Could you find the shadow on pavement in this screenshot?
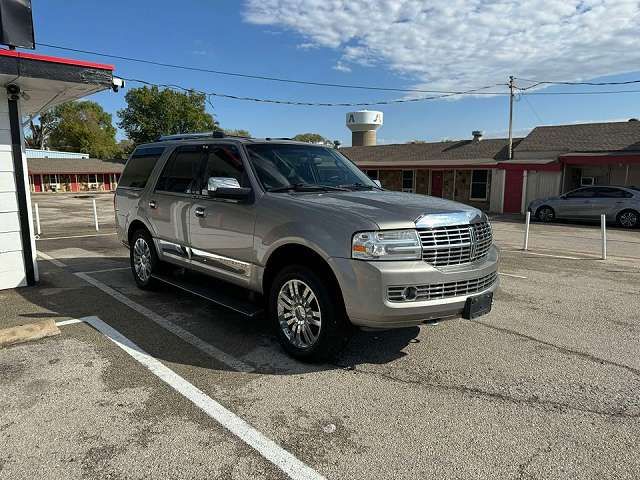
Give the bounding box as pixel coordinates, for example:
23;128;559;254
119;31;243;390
16;255;418;376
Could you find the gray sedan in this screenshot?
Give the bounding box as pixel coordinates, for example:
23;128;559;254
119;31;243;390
528;186;640;228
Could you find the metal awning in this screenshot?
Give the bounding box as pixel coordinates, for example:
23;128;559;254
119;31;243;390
0;49;115;116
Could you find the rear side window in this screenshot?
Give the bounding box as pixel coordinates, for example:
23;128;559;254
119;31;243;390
595;187;632;198
155;145;203;194
119;146;165;189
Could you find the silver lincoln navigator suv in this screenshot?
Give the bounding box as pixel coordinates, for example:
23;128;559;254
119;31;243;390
115;133;499;361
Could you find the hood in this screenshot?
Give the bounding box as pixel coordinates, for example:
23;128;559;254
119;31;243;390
283;190;484;229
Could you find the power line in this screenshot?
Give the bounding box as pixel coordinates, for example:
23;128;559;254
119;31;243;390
121;77;508;107
38;42;506;95
516;77;640;90
522;89;640;95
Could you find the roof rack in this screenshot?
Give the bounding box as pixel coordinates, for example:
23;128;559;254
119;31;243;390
157;131;251;141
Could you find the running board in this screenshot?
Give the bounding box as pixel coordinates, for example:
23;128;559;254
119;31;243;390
151;271;264;319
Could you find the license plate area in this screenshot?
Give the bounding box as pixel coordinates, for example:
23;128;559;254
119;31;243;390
463;292;493;319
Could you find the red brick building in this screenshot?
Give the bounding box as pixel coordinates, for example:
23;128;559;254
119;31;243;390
342;121;640;213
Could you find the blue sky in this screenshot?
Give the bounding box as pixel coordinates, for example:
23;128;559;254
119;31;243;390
32;0;640;146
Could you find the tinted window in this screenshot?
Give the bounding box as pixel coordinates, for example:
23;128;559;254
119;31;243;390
155;146;203;194
245;144;375;191
203;145;247;188
119;146;165;189
595;187;632;198
565;187;597;198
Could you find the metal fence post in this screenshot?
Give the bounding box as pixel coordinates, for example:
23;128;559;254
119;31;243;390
92;198;99;232
523;211;531;251
34;203;41;236
601;214;607;260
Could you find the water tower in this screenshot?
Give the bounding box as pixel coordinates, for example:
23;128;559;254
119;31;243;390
346;110;383;146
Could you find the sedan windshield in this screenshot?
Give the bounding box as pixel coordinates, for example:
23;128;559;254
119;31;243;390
245;144;379;192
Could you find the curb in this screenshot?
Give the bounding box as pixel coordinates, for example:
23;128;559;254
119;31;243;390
0;319;61;348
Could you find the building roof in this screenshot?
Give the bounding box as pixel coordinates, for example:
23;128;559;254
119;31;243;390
341;138;517;167
27;158;125;175
516;121;640;153
26;148;90;159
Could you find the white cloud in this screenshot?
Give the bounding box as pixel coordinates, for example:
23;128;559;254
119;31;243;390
244;0;640;93
333;61;351;73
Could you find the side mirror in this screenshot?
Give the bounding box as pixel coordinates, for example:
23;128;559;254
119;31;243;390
207;177;251;201
373;179;382;188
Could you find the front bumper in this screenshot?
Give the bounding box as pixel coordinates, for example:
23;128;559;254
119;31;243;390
329;246;499;329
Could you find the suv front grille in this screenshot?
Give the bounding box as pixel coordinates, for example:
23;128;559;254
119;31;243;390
387;271;497;302
418;222;492;267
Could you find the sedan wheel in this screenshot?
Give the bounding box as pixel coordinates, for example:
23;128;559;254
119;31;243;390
277;279;322;349
617;210;639;228
536;206;555;222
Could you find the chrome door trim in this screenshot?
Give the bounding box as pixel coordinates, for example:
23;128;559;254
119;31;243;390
158;239;190;260
190;247;252;278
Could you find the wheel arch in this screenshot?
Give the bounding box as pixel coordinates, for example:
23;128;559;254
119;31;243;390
262;243;343;304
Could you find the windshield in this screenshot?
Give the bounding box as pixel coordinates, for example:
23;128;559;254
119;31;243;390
245;143;378;191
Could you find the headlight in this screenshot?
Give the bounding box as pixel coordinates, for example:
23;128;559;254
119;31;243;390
352;229;422;261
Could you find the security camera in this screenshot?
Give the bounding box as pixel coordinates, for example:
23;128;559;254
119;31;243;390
6;84;20;100
112;77;125;92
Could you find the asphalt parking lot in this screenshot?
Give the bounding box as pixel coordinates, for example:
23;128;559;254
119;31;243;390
1;195;639;479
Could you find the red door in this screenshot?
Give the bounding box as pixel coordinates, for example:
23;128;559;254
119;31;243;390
103;174;110;191
503;169;524;213
431;171;443;197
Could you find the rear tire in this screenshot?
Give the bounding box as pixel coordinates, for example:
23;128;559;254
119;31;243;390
536;206;555;222
617;209;639;229
269;265;351;362
130;229;160;290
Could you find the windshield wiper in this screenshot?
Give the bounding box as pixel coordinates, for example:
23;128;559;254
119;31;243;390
338;182;381;191
267;183;349;193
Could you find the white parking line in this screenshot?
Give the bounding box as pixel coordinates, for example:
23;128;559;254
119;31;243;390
68;316;326;480
38;250;254;373
55;318;85;326
38;251;67;268
498;272;528;279
80;266;130;274
37;233;117;241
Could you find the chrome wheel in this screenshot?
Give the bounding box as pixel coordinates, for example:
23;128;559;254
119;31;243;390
619;211;638;228
133;237;152;283
277;279;321;349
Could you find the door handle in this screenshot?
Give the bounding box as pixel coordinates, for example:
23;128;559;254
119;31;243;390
148;200;157;209
194;207;205;218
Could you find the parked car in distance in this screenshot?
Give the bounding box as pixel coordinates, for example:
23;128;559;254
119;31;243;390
115;133;499;361
528;186;640;228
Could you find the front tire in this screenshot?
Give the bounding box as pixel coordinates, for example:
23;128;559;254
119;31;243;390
536;206;555;222
269;265;350;362
130;229;160;290
617;209;639;229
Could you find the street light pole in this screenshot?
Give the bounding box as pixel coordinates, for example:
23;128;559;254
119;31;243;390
508;75;515;160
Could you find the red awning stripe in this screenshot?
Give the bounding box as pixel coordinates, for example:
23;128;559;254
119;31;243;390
0;48;114;71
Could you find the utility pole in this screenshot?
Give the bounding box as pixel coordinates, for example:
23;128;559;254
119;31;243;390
508;75;515;160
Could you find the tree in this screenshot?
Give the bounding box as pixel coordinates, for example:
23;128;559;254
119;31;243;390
45;101;118;158
292;133;329;144
25;110;56;150
118;86;218;144
223;128;251;137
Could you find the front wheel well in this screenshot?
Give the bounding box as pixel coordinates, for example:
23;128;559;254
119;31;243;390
127;220;150;244
262;244;343;301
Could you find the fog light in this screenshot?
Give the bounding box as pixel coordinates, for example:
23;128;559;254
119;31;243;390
402;286;418;301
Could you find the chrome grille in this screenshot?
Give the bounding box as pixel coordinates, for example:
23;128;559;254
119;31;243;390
418;222;493;267
387;271;497;302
